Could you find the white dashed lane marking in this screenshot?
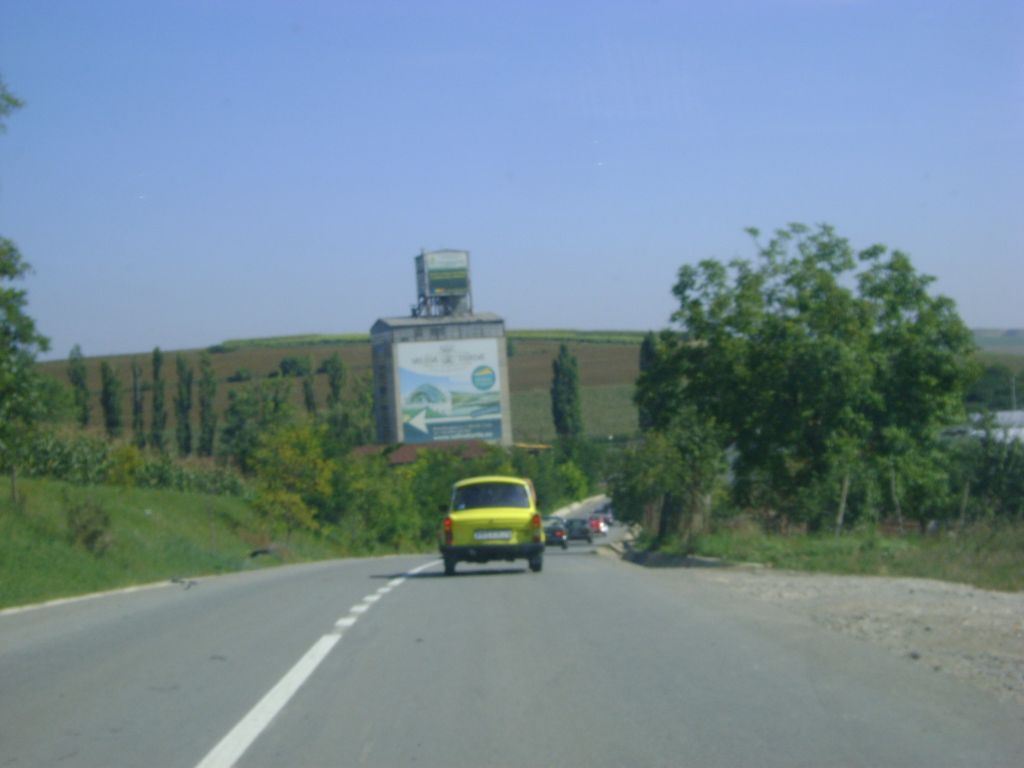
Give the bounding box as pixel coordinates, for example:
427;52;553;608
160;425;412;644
195;558;440;768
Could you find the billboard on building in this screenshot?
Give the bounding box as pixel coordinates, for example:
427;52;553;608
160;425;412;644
396;338;502;443
418;250;469;297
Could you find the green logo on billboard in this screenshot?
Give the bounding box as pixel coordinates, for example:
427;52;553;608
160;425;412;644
472;365;496;391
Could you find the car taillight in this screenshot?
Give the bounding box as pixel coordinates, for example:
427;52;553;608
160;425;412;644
443;516;453;545
532;513;542;543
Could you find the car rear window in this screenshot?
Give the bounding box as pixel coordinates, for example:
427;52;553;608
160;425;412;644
453;482;530;510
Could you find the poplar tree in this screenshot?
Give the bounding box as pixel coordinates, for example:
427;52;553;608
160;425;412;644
303;370;317;415
67;344;91;427
175;354;193;456
197;352;218;457
131;358;145;448
322;352;345;409
99;362;123;438
550;344;583;440
150;347;167;451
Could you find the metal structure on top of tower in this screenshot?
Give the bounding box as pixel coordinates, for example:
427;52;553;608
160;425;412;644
411;249;473;318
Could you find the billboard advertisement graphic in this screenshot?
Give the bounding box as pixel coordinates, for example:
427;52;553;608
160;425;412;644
397;339;502;443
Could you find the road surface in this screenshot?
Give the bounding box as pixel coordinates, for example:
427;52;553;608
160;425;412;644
2;521;1022;767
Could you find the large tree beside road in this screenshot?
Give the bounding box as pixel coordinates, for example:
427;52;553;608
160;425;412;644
632;223;976;530
0;79;51;499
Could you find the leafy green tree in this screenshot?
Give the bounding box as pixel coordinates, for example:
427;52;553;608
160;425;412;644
278;355;312;378
321;352;346;409
966;364;1019;412
550;344;583;441
130;358;145;448
638;223;975;529
609;407;725;544
958;428;1024;521
67;344;91;427
329;453;418;551
0;239;51;500
99;362;123;438
250;423;331;534
149;347;167;451
0;75;23;132
220;380;292;472
197;352;218;457
322;374;375;456
174;354;193;456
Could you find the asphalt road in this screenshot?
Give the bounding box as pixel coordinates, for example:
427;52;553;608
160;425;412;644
2;519;1023;767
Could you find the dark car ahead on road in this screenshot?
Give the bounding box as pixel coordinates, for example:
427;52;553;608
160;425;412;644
543;517;568;549
565;518;593;543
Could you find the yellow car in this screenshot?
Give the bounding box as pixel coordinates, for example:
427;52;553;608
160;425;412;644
440;475;544;575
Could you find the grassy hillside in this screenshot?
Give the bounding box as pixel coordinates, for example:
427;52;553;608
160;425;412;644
0;478;344;610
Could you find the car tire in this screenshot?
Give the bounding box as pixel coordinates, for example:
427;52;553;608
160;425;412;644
443;557;456;576
528;554;543;573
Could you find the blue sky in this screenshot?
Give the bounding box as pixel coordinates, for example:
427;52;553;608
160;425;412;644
2;0;1021;359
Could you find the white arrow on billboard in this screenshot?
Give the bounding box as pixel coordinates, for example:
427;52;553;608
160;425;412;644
408;409;429;435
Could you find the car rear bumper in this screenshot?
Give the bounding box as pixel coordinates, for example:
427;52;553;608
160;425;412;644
440;543;544;563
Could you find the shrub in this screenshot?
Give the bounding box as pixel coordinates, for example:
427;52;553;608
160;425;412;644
25;431;111;485
65;496;112;555
108;444;144;487
278;356;312;378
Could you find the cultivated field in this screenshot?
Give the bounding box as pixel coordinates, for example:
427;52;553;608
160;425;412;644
38;329;1021;445
38;335;643;443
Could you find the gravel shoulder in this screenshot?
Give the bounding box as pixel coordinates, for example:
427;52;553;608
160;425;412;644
612;544;1024;706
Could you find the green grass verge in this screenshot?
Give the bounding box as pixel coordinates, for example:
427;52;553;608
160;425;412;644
0;479;345;610
659;523;1024;592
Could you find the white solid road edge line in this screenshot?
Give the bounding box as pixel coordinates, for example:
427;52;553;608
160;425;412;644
0;581;173;617
194;558;441;768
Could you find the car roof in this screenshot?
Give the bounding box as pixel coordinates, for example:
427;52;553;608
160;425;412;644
453;475;530;489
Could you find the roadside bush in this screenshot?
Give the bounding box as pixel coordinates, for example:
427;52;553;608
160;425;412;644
24;431;247;497
65;496;112;555
25;431;111;485
108;443;144;487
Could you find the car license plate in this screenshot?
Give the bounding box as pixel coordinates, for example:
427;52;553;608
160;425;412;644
474;530;512;541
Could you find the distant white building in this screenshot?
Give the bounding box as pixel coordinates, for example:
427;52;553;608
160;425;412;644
969;411;1024;443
